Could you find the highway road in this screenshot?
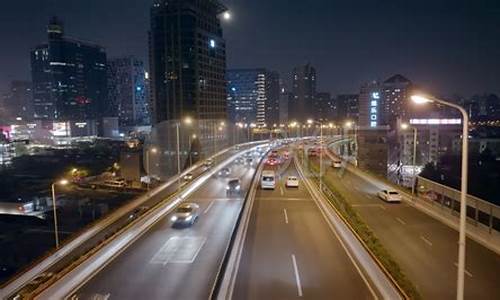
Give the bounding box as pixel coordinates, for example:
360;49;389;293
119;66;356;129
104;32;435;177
233;153;376;299
72;156;261;299
321;154;500;299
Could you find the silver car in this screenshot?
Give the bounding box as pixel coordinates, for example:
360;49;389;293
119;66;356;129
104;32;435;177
171;203;200;227
218;167;231;177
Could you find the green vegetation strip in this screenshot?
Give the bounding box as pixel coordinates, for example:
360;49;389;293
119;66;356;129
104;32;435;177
305;157;420;300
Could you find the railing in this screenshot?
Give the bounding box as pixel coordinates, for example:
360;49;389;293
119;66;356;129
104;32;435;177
417;176;500;234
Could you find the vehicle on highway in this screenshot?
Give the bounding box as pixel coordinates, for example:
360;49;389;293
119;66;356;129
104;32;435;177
265;157;278;166
261;170;276;189
235;157;244;165
245;158;254;165
183;173;194;181
332;160;342;168
307;148;318;157
377;190;402;203
128;206;149;220
285;176;299;188
226;178;242;195
218;167;231;177
202;159;214;170
103;179;126;188
170;203;200;227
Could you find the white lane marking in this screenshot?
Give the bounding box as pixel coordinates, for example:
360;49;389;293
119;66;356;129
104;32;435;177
259;197;310;201
280;185;285;196
150;237;206;265
291;254;303;297
283;208;289;224
420;236;433;247
203;200;215;214
454;262;473;277
396;217;406;225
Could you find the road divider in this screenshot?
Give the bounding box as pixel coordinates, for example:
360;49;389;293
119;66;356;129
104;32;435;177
211;149;268;300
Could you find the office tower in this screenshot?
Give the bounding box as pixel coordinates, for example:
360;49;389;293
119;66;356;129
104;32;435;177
314;92;332;120
149;0;228;178
31;17;108;121
290;63;316;122
107;56;150;128
334;94;359;123
1;81;34;122
227;68;280;127
382;74;412;125
149;0;227;123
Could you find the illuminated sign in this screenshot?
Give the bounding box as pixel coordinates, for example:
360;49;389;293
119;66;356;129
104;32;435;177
370;92;379;127
51;122;70;137
410;119;461;125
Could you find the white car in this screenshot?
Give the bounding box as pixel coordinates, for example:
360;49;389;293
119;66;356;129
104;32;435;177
183;173;194;181
332;160;342;168
377;190;402;203
171;203;200;227
285;176;299;188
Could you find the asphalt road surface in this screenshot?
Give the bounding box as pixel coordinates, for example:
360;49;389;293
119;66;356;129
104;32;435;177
73;158;259;300
233;156;376;299
322;155;500;299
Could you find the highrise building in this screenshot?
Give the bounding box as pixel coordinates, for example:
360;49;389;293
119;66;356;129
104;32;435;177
334;94;359;123
149;0;227;123
227;68;280;127
107;56;150;128
30;17;108;121
148;0;228;178
290;63;316;122
382;74;412;125
1;81;34;122
315;92;332;120
358;81;383;128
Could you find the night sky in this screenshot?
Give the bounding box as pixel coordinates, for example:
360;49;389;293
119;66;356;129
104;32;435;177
1;0;499;96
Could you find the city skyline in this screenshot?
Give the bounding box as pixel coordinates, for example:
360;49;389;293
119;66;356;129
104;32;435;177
1;0;499;97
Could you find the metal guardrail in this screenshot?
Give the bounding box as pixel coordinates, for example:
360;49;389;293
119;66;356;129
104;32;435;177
417;176;500;234
211;149;268;300
1;140;268;299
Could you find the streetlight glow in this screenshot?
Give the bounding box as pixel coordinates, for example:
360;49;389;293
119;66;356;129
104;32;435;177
59;179;69;185
223;11;231;20
183;116;193;125
401;123;409;130
411;95;433;104
307;119;313;125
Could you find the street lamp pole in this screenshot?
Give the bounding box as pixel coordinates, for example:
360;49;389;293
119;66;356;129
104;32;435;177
412;95;469;300
51;179;68;249
401;123;418;199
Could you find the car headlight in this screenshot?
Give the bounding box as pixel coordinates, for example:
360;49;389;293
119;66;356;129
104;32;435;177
171;215;178;222
226;186;230;190
185;215;193;221
236;185;241;190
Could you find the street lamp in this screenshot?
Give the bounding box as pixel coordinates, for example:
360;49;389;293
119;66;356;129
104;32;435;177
51;179;68;249
188;134;197;166
176;117;194;188
411;94;469;300
145;147;157;191
223;11;231;21
401;123;418;199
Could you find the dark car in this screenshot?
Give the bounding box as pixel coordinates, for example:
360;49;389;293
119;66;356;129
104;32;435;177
226;178;242;196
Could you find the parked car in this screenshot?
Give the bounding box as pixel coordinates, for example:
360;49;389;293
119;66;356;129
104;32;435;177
183;173;194;181
377;190;402;203
332;160;342;168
